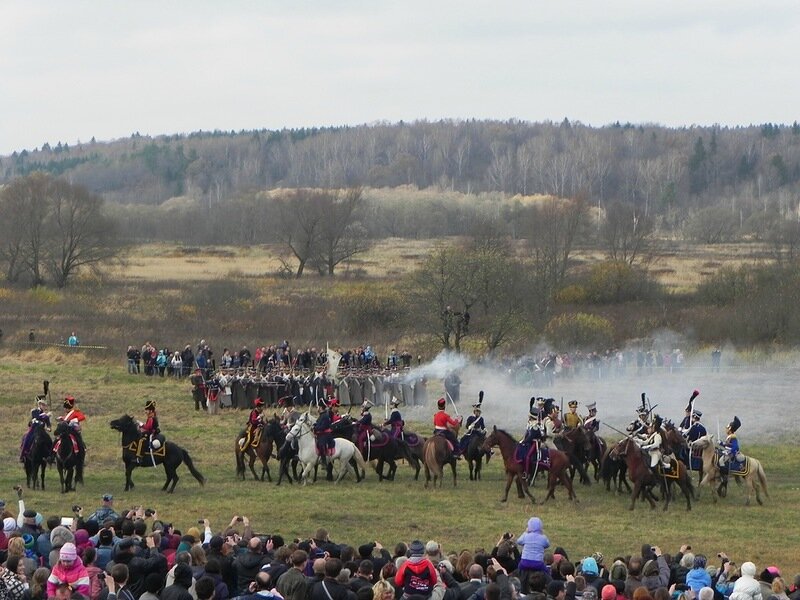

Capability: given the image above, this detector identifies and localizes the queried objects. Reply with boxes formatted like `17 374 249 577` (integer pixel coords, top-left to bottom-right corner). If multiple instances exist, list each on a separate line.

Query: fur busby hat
728 415 741 433
543 398 556 415
145 400 156 411
651 414 663 430
685 389 700 412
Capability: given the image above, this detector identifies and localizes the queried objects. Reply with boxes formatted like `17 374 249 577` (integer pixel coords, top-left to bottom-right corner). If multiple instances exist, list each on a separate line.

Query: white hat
3 517 16 533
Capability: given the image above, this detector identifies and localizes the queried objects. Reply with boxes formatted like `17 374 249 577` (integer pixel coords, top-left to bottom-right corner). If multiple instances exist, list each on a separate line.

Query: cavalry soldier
518 401 544 479
583 402 600 433
564 400 583 430
685 410 707 443
628 406 650 438
239 398 265 451
433 397 462 457
384 397 404 439
20 396 52 462
60 395 87 458
719 415 742 470
356 400 374 450
313 400 336 466
279 395 300 429
679 390 701 435
639 415 671 472
139 400 164 452
541 399 561 450
459 392 486 455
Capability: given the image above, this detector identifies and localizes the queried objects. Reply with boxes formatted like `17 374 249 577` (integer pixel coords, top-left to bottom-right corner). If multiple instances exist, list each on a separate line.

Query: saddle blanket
53 435 80 454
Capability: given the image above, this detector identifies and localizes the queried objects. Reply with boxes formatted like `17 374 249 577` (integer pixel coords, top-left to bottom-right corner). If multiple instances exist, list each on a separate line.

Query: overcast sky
1 1 798 155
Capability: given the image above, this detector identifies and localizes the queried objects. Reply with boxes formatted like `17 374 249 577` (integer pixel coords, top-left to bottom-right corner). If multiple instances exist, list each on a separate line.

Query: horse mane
493 428 518 444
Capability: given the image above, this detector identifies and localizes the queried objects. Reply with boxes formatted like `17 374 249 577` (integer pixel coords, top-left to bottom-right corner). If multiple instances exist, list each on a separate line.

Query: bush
554 284 587 304
583 261 662 304
544 312 614 350
336 284 404 335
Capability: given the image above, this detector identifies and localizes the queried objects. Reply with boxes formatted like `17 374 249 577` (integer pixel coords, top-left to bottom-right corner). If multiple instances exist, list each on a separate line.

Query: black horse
24 423 53 490
110 415 205 493
355 427 416 482
53 422 81 493
464 432 488 481
555 427 592 486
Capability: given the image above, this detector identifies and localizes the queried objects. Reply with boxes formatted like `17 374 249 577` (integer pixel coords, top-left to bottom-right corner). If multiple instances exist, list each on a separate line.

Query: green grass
1 356 799 575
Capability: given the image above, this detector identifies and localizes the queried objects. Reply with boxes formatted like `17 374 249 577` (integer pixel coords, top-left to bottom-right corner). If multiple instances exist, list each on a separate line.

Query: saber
445 391 460 417
602 421 635 439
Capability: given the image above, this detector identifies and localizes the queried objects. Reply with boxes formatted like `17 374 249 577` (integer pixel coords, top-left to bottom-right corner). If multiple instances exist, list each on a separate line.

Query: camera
144 509 154 517
198 519 205 524
236 516 243 522
503 532 512 540
72 505 82 513
97 573 105 581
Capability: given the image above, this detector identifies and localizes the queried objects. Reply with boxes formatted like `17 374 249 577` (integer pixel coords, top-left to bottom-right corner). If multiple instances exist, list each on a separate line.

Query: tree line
3 119 800 229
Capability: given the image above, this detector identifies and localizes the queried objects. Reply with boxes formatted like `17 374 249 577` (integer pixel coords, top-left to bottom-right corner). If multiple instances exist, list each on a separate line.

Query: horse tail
182 448 206 486
352 443 367 476
756 461 769 498
76 459 84 485
235 442 245 477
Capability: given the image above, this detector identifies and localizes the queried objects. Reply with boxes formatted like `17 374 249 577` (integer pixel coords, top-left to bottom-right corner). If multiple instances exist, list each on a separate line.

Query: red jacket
433 410 459 430
395 558 438 597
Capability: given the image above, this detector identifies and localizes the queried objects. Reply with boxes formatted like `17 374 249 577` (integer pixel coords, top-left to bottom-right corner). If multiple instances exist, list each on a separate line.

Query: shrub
583 261 662 304
544 312 614 350
554 284 587 304
28 285 62 305
336 284 404 334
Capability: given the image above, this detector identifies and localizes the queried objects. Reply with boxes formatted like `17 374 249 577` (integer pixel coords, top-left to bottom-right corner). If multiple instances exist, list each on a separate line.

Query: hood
741 562 756 578
238 551 266 569
51 526 76 548
582 557 599 576
527 517 543 533
174 564 194 588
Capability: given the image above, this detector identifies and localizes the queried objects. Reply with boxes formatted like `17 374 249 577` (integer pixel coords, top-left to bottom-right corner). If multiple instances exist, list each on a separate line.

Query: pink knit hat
60 542 78 561
602 585 617 600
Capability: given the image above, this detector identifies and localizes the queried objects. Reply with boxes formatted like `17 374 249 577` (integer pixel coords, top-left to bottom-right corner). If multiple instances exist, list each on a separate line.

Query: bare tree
275 189 327 277
313 188 371 276
601 200 656 266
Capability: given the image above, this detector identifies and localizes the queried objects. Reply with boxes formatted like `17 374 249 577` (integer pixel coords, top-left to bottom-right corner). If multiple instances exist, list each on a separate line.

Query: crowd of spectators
125 341 417 379
1 487 797 600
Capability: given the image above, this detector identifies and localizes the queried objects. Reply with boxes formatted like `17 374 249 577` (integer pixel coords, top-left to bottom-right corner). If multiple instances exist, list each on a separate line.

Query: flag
326 343 341 381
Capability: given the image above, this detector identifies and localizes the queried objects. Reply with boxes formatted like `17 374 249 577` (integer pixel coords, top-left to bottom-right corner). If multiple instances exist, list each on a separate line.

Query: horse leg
629 480 641 510
476 456 482 481
515 474 525 499
501 472 514 502
450 459 457 487
424 464 431 488
521 474 536 504
248 453 259 480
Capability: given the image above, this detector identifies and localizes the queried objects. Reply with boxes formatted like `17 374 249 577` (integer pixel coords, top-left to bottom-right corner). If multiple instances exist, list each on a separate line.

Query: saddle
53 434 80 455
126 436 167 459
239 426 263 450
403 432 421 447
514 442 549 475
655 457 680 479
434 430 455 453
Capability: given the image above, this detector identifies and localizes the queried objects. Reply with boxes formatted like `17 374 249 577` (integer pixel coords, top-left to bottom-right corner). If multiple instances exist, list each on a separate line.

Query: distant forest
2 119 800 243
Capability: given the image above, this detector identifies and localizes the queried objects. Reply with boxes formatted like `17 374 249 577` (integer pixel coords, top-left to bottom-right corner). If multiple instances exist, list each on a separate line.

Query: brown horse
423 423 460 488
235 415 283 481
555 427 592 485
613 437 693 511
482 427 577 503
691 434 768 505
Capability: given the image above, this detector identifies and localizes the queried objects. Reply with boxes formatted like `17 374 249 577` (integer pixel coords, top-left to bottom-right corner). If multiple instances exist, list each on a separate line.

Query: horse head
110 415 138 437
54 421 71 437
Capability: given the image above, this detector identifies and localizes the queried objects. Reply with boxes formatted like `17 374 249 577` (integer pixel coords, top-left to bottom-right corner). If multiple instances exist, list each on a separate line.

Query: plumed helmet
586 401 597 411
362 400 373 411
63 396 75 409
685 389 700 412
692 409 702 418
652 415 663 430
36 395 48 405
437 397 446 409
728 415 741 433
144 400 156 411
478 390 484 402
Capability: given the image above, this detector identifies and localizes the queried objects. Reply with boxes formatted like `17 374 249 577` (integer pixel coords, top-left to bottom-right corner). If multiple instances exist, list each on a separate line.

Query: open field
1 356 798 575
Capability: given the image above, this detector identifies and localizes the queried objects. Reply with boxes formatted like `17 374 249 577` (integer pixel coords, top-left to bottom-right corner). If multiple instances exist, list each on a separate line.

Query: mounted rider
356 400 374 451
279 395 300 429
685 410 707 443
59 395 87 459
541 399 561 450
139 400 164 449
639 415 672 472
564 400 583 430
517 398 544 479
459 391 486 454
384 397 404 439
583 401 600 433
313 399 336 465
433 397 462 456
628 406 650 438
719 415 742 470
679 390 701 436
239 398 265 450
20 396 52 462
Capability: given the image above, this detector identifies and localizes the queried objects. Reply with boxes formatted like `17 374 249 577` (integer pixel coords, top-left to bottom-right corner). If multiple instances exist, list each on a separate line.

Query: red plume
690 389 700 401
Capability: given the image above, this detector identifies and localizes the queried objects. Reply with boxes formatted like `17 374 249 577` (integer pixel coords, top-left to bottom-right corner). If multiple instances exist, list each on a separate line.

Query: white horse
285 412 366 484
691 434 769 505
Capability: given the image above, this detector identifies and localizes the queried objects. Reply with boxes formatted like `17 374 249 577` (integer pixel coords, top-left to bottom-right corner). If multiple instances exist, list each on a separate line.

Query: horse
355 427 416 482
555 427 592 485
482 426 577 503
285 412 366 484
691 434 768 506
464 432 488 481
24 423 53 490
661 422 699 498
110 415 205 493
398 429 425 480
612 437 693 511
584 429 608 481
236 415 283 482
53 422 80 493
422 436 457 488
600 444 631 494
